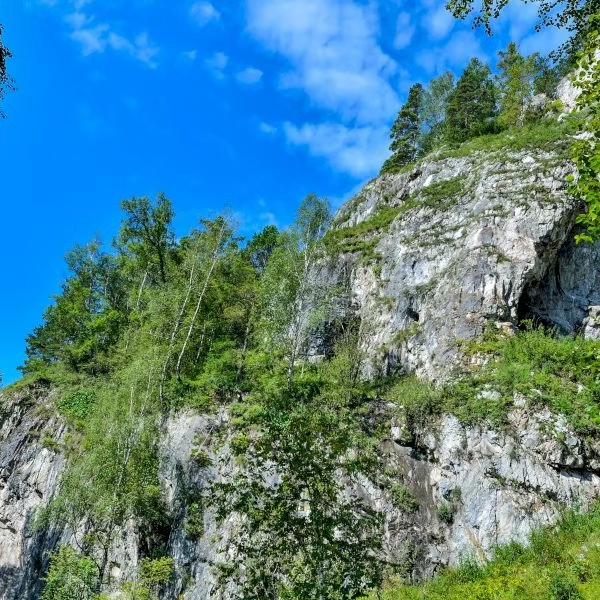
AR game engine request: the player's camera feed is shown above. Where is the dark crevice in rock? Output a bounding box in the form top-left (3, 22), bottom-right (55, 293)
top-left (517, 229), bottom-right (600, 333)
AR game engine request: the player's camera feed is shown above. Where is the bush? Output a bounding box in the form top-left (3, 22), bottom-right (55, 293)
top-left (41, 546), bottom-right (98, 600)
top-left (139, 556), bottom-right (175, 589)
top-left (390, 484), bottom-right (419, 513)
top-left (549, 574), bottom-right (583, 600)
top-left (185, 501), bottom-right (205, 539)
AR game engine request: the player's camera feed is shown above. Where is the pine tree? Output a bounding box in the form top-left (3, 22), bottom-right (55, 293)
top-left (446, 58), bottom-right (497, 144)
top-left (381, 83), bottom-right (424, 173)
top-left (533, 55), bottom-right (561, 97)
top-left (496, 42), bottom-right (539, 128)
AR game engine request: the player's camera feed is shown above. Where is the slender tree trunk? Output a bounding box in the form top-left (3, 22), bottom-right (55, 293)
top-left (175, 222), bottom-right (226, 376)
top-left (160, 258), bottom-right (198, 400)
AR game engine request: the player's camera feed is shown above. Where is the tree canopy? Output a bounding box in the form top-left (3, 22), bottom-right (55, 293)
top-left (0, 24), bottom-right (13, 118)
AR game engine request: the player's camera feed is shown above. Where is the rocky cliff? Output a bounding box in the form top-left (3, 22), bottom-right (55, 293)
top-left (2, 116), bottom-right (600, 598)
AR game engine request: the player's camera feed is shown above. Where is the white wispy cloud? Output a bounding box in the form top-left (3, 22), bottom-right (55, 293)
top-left (60, 7), bottom-right (159, 67)
top-left (205, 51), bottom-right (229, 78)
top-left (247, 0), bottom-right (399, 124)
top-left (259, 122), bottom-right (277, 135)
top-left (236, 67), bottom-right (263, 85)
top-left (182, 49), bottom-right (198, 61)
top-left (394, 12), bottom-right (415, 50)
top-left (283, 121), bottom-right (389, 178)
top-left (417, 29), bottom-right (484, 72)
top-left (190, 1), bottom-right (221, 26)
top-left (424, 4), bottom-right (454, 40)
top-left (520, 26), bottom-right (570, 56)
top-left (247, 0), bottom-right (401, 178)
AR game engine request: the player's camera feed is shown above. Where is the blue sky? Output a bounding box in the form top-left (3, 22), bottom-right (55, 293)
top-left (0, 0), bottom-right (568, 385)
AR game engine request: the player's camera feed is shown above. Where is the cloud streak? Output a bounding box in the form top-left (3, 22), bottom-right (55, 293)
top-left (61, 6), bottom-right (159, 67)
top-left (246, 0), bottom-right (402, 178)
top-left (190, 1), bottom-right (221, 27)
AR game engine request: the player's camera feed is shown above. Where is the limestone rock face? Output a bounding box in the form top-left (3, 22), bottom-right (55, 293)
top-left (307, 142), bottom-right (599, 380)
top-left (0, 389), bottom-right (65, 600)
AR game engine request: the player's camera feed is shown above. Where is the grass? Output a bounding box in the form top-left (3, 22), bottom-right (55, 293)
top-left (381, 114), bottom-right (584, 178)
top-left (324, 205), bottom-right (402, 260)
top-left (434, 114), bottom-right (584, 161)
top-left (326, 176), bottom-right (468, 260)
top-left (387, 327), bottom-right (600, 436)
top-left (372, 503), bottom-right (600, 599)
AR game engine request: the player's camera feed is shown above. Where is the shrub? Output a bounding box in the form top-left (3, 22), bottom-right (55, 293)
top-left (549, 574), bottom-right (583, 600)
top-left (390, 484), bottom-right (419, 513)
top-left (437, 503), bottom-right (455, 524)
top-left (139, 556), bottom-right (175, 589)
top-left (41, 546), bottom-right (98, 600)
top-left (185, 501), bottom-right (205, 540)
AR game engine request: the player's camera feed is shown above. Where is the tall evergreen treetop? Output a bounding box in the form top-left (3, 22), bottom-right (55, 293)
top-left (445, 58), bottom-right (497, 144)
top-left (381, 83), bottom-right (424, 173)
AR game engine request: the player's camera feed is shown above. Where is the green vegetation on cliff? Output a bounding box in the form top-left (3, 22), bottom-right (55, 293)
top-left (374, 503), bottom-right (600, 600)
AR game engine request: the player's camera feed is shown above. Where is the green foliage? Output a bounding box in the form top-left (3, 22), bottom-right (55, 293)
top-left (549, 575), bottom-right (584, 600)
top-left (437, 503), bottom-right (455, 525)
top-left (446, 58), bottom-right (498, 144)
top-left (496, 43), bottom-right (541, 129)
top-left (327, 177), bottom-right (466, 260)
top-left (533, 55), bottom-right (562, 97)
top-left (245, 224), bottom-right (281, 274)
top-left (23, 241), bottom-right (127, 375)
top-left (436, 112), bottom-right (583, 159)
top-left (212, 336), bottom-right (386, 600)
top-left (185, 500), bottom-right (205, 539)
top-left (56, 388), bottom-right (96, 427)
top-left (447, 0), bottom-right (599, 61)
top-left (382, 84), bottom-right (425, 173)
top-left (41, 546), bottom-right (98, 600)
top-left (572, 14), bottom-right (600, 245)
top-left (416, 176), bottom-right (466, 207)
top-left (390, 484), bottom-right (419, 513)
top-left (373, 503), bottom-right (600, 599)
top-left (387, 327), bottom-right (600, 435)
top-left (419, 72), bottom-right (455, 154)
top-left (325, 206), bottom-right (402, 256)
top-left (138, 556), bottom-right (175, 589)
top-left (0, 23), bottom-right (13, 118)
top-left (118, 194), bottom-right (175, 284)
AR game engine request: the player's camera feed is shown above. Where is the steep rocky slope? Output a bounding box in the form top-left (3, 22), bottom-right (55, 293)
top-left (309, 124), bottom-right (600, 380)
top-left (2, 119), bottom-right (600, 599)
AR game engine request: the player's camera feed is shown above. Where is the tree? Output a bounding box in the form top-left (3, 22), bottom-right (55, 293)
top-left (245, 225), bottom-right (280, 274)
top-left (381, 84), bottom-right (424, 173)
top-left (118, 194), bottom-right (175, 284)
top-left (41, 546), bottom-right (98, 600)
top-left (255, 194), bottom-right (332, 380)
top-left (533, 54), bottom-right (562, 97)
top-left (0, 24), bottom-right (13, 118)
top-left (572, 14), bottom-right (600, 244)
top-left (496, 43), bottom-right (540, 128)
top-left (213, 338), bottom-right (385, 600)
top-left (23, 241), bottom-right (126, 374)
top-left (446, 0), bottom-right (599, 60)
top-left (420, 72), bottom-right (455, 153)
top-left (446, 58), bottom-right (497, 143)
